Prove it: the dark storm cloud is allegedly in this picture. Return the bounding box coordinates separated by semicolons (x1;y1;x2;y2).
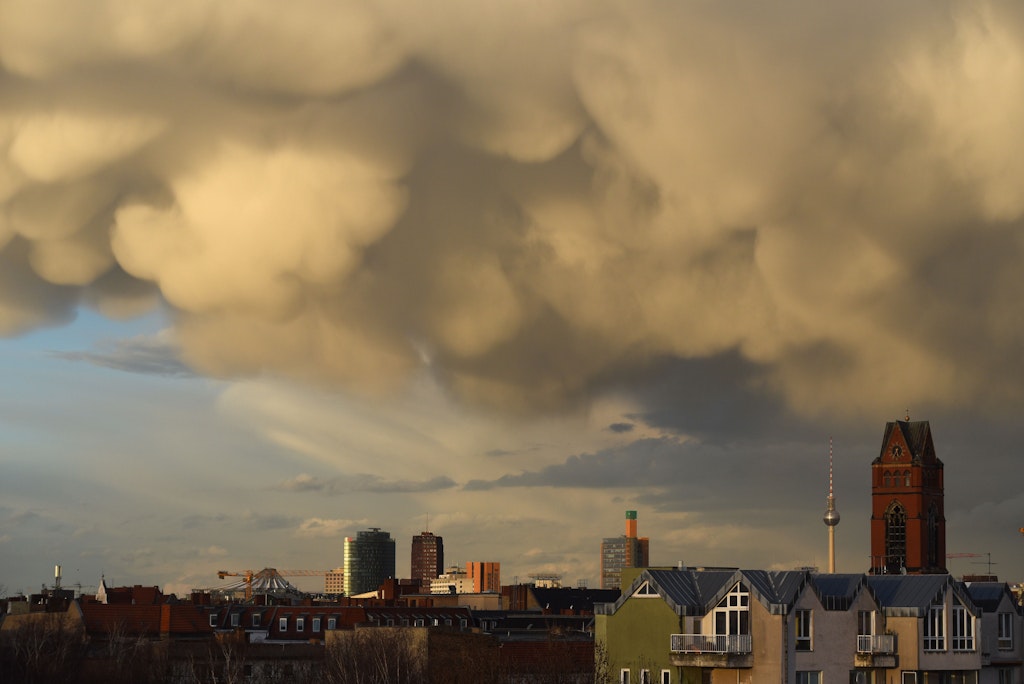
607;422;634;433
277;473;457;495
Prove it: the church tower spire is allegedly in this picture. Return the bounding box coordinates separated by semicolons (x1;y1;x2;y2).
869;418;946;574
823;437;840;573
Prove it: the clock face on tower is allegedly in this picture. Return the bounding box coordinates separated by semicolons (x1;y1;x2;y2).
890;445;902;460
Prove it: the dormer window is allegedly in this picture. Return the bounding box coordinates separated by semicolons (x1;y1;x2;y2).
632;581;659;598
713;583;750;636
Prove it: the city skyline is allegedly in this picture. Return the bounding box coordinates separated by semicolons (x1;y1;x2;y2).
3;1;1024;597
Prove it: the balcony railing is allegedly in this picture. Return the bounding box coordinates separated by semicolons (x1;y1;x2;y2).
670;634;752;654
857;634;895;654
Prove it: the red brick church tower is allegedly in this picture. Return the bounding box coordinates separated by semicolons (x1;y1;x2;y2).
869;418;946;575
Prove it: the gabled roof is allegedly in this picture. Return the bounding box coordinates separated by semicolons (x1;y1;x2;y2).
606;568;810;617
964;582;1021;614
810;574;871;611
866;575;977;617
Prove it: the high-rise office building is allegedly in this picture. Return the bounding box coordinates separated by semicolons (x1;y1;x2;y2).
343;528;396;596
465;561;501;593
600;510;650;590
411;531;444;587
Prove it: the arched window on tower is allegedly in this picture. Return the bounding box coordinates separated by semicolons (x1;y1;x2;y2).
885;501;906;574
904;471;911;487
884;471;891;487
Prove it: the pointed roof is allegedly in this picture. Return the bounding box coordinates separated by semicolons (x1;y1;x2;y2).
875;420;941;466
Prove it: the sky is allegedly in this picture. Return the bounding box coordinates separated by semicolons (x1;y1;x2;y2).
1;0;1023;597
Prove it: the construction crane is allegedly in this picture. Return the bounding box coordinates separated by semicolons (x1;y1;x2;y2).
946;553;997;575
216;568;328;601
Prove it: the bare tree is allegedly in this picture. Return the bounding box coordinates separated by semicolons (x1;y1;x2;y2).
323;628;426;684
0;612;85;684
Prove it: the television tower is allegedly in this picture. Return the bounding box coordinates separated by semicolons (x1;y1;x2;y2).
823;438;840;573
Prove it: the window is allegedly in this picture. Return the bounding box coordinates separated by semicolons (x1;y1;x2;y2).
796;673;821;684
858;610;875;636
460;618;468;629
904;470;911;486
414;618;425;627
619;670;630;684
387;618;395;627
296;617;305;632
640;670;651;684
230;613;240;627
279;617;288;631
796;610;813;651
901;673;917;684
997;668;1014;684
327;617;337;630
633;581;659;597
924;604;945;651
660;671;671;684
885;502;907;574
951;603;973;651
713;583;750;636
998;612;1013;649
312;617;321;632
884;471;892;487
209;613;218;627
445;618;452;626
252;614;261;628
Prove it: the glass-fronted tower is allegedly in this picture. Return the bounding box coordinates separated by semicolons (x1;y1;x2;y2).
343;528;396;596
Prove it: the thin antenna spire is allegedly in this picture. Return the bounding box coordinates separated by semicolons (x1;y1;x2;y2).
829;437;834;498
823;437;840;572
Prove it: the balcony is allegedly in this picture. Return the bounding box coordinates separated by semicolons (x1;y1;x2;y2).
669;634;753;669
855;634;897;669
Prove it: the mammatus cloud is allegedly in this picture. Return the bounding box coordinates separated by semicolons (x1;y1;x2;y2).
2;0;1024;420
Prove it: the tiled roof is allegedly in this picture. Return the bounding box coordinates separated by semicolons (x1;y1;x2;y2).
160;605;215;635
80;604;162;636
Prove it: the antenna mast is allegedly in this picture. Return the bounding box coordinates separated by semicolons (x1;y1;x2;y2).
823;438;841;573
